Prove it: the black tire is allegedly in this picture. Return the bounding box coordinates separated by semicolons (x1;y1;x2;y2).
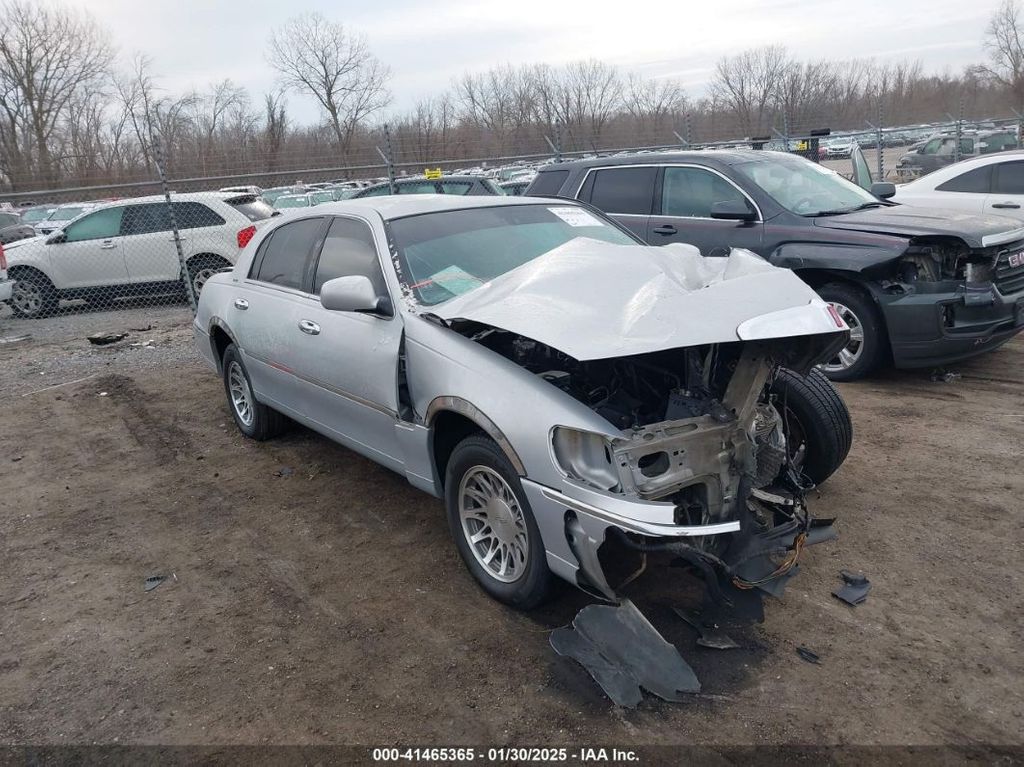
445;434;552;610
221;343;286;441
771;367;853;486
187;254;231;297
815;282;886;381
8;269;59;318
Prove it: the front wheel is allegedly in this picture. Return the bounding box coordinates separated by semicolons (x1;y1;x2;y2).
771;367;853;486
815;282;886;381
445;434;552;609
8;271;59;318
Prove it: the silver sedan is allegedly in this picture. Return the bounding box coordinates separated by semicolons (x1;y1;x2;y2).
194;195;849;609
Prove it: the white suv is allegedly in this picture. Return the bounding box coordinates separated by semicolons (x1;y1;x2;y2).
3;192;275;318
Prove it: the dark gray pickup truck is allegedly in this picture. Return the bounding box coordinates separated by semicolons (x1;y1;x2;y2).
526;150;1024;380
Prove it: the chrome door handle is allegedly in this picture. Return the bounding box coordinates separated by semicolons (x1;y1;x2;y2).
99;241;117;249
298;319;321;335
233;298;249;310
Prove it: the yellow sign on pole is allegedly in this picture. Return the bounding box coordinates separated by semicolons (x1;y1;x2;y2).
424;167;442;179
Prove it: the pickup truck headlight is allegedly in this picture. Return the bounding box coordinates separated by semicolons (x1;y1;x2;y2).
551;427;619;492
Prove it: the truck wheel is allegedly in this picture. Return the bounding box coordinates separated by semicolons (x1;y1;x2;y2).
222;343;286;440
815;282;886;381
445;434;552;610
771;367;853;486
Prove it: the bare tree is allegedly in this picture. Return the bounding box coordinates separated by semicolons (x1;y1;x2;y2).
0;0;112;185
267;12;390;158
260;91;288;172
709;45;790;137
981;0;1024;108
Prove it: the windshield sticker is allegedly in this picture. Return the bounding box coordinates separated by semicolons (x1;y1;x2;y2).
549;206;602;228
426;265;484;297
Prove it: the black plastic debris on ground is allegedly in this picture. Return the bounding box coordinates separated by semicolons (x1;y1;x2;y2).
550;599;700;707
672;606;740;650
832;570;871;606
144;575;167;592
796;646;821;664
87;332;128;346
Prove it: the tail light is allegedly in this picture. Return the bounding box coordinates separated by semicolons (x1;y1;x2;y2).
0;243;6;271
237;225;257;249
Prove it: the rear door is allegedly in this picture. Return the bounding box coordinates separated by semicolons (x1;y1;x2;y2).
646;165;763;257
984;160;1024;218
575;165;656;238
47;206;129;288
120;202;189;283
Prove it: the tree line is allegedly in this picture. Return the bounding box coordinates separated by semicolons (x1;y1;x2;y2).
1;0;1023;193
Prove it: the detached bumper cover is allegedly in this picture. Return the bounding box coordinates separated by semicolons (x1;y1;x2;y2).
879;281;1024;367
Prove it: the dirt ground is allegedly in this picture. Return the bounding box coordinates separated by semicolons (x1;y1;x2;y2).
1;312;1022;749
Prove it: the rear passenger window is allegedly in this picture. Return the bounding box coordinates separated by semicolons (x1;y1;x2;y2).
995;161;1024;194
173;202;225;229
936;165;992;193
586;167;657;215
313;217;387;296
250;218;325;290
528;169;569;196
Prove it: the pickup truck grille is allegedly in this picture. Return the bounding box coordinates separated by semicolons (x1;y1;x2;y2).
995;248;1024;295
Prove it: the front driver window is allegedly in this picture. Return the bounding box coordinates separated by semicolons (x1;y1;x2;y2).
661;167;749;217
313;217;388;296
64;207;124;242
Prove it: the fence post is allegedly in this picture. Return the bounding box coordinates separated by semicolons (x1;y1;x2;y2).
876;102;884;182
152;136;196;314
781;109;790;152
672;130;689;149
376;123;397;194
544;121;563;163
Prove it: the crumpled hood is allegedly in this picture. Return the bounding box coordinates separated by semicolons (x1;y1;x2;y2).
429;239;845;361
814;205;1024;248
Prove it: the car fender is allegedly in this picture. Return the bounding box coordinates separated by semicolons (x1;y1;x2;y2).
768;240;904;275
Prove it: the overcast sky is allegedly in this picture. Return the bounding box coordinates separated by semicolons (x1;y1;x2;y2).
82;0;1001;123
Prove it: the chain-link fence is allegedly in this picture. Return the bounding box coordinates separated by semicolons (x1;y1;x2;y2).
1;111;1021;332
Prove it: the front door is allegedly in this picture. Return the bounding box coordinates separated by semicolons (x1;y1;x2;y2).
47;206;129;289
646;165;763;257
288;216;403;466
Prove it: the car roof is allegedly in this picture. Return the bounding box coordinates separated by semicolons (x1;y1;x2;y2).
539;150;776;172
84;191;253;211
310;194;569;221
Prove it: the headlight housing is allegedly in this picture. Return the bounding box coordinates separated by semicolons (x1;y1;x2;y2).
551;427;620;492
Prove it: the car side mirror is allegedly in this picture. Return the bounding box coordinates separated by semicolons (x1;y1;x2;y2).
47;232;66;244
320;275;388;314
710;200;757;222
871;182;896;199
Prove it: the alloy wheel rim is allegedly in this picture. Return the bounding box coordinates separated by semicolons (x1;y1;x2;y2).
193;268;217;295
821;302;865;372
227;361;254;427
458;466;529;583
11;282;42;314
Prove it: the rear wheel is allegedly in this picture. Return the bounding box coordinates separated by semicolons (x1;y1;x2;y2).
221;343;286;441
187;254;231;297
8;270;59;318
815;282;886;381
771;367;853;486
445;434;552;609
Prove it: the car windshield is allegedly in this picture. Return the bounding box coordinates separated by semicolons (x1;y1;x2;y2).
21;208;53;223
734;154;878;216
49;206;86;221
388;203;636;306
275;196;310;208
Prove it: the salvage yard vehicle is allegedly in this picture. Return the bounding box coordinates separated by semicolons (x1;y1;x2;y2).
891;150;1024;220
895;129;1019;178
3;192;275;318
34;204;96;236
195;196;852;634
528;151;1024;380
351;175;503;198
0;241;12;304
0;211;35;246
